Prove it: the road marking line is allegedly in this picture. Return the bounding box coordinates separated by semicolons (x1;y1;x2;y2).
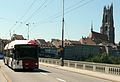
56;78;66;82
40;73;48;76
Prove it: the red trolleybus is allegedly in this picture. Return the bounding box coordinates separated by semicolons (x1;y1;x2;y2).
4;40;39;70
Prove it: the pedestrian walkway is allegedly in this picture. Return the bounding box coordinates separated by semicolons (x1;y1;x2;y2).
40;63;120;82
0;66;7;82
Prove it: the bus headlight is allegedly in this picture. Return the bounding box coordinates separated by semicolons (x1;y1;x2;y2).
35;63;38;65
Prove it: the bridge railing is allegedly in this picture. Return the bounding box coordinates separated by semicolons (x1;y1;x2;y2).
39;58;120;75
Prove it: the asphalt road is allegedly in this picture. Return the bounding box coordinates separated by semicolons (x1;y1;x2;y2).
0;60;112;82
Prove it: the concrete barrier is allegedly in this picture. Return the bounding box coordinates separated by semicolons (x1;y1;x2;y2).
39;58;120;76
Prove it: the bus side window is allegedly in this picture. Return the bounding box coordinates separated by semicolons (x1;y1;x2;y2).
12;50;15;53
39;48;41;53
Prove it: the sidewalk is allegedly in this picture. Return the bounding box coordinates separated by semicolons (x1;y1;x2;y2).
40;63;120;82
0;66;7;82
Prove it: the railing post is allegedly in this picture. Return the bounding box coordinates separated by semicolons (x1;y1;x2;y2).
56;61;58;65
83;64;85;70
51;59;53;64
93;65;96;71
105;67;109;74
75;63;77;68
68;61;70;67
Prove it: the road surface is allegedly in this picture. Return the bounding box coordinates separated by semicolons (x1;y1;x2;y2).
0;60;112;82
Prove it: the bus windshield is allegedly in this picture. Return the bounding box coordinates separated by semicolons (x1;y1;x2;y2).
15;45;38;59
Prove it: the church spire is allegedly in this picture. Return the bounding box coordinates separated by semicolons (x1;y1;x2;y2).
110;3;113;10
100;4;115;44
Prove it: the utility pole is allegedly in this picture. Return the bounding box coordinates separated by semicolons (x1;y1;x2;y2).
61;0;64;66
9;30;11;40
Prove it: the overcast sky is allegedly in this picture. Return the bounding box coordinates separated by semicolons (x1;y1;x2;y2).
0;0;120;43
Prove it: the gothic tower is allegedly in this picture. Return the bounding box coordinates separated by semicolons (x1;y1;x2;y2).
100;4;115;44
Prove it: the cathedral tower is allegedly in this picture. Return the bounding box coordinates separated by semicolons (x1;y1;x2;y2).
100;4;115;44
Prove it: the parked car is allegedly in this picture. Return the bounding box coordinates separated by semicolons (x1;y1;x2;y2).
0;53;4;59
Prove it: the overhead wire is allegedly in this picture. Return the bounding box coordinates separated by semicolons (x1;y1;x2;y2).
35;0;94;27
10;0;48;38
46;0;86;20
24;0;48;23
18;0;37;22
65;0;94;15
30;0;95;39
9;0;95;39
54;0;94;20
30;0;55;23
11;0;86;32
9;0;37;36
21;0;49;37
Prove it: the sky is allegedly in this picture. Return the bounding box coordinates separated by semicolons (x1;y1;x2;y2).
0;0;120;43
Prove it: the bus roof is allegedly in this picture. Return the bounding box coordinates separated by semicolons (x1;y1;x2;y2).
4;40;38;50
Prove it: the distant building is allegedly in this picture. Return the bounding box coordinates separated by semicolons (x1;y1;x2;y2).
11;34;25;41
0;33;25;53
64;44;100;61
51;39;81;48
100;4;115;44
37;39;55;48
0;39;10;53
37;39;57;57
79;4;120;56
82;4;115;45
37;39;47;47
80;37;96;45
62;4;119;60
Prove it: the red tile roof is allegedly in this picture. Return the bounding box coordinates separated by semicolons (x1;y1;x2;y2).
89;31;108;42
80;37;96;45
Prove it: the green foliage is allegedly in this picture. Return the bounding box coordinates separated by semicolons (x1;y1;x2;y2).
86;53;120;64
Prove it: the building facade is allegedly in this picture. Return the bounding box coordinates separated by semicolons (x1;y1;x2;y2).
64;44;100;61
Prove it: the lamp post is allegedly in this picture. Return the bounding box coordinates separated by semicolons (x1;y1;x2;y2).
61;0;64;66
26;23;29;40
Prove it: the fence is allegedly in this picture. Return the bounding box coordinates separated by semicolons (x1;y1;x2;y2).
39;58;120;75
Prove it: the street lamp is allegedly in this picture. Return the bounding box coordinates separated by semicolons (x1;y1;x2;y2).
26;23;29;40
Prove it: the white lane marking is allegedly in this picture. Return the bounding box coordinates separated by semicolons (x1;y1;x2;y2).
56;78;66;82
40;73;48;76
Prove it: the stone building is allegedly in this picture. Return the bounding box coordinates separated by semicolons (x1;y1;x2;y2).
0;34;24;53
0;39;10;53
100;4;115;44
51;39;81;48
80;4;115;45
11;34;25;41
79;4;120;55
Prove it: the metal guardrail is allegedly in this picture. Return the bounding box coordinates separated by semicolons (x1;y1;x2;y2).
39;58;120;75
